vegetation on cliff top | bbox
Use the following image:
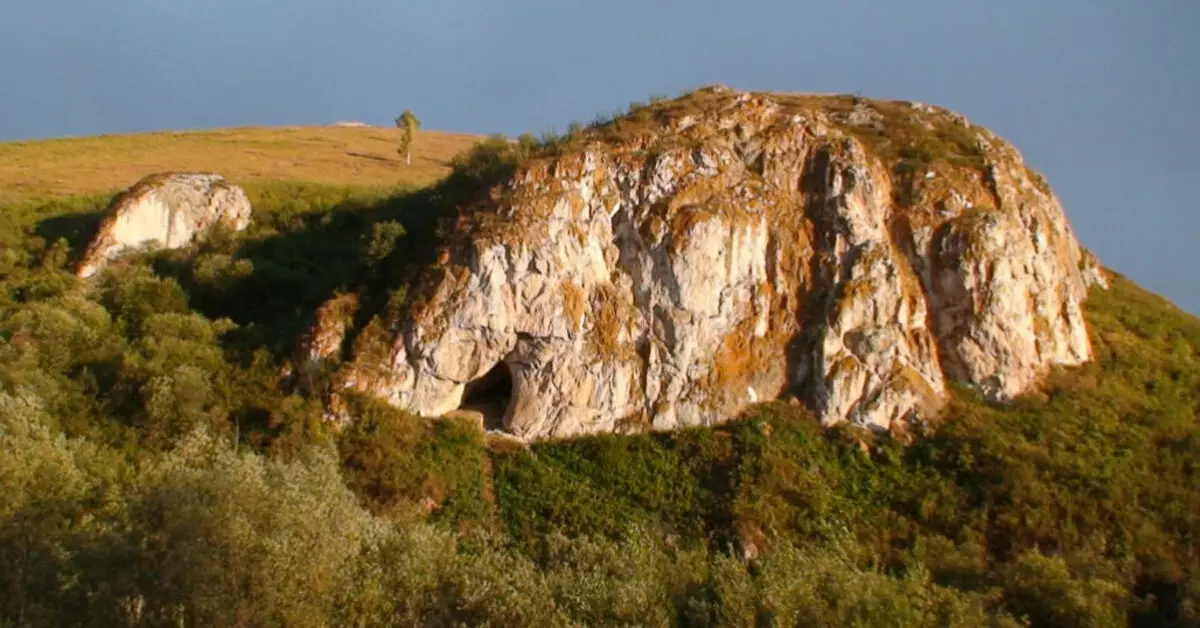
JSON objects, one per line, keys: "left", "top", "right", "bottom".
{"left": 0, "top": 91, "right": 1197, "bottom": 625}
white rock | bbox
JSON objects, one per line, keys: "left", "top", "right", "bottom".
{"left": 77, "top": 173, "right": 251, "bottom": 278}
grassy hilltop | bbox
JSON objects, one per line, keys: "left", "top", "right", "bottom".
{"left": 0, "top": 99, "right": 1198, "bottom": 626}
{"left": 0, "top": 125, "right": 478, "bottom": 204}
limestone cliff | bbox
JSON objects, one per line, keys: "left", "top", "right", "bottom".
{"left": 77, "top": 173, "right": 252, "bottom": 278}
{"left": 322, "top": 87, "right": 1106, "bottom": 440}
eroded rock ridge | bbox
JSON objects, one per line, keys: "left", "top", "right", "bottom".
{"left": 320, "top": 87, "right": 1105, "bottom": 440}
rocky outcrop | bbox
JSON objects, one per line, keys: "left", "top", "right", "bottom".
{"left": 321, "top": 87, "right": 1101, "bottom": 440}
{"left": 296, "top": 293, "right": 360, "bottom": 366}
{"left": 77, "top": 173, "right": 251, "bottom": 278}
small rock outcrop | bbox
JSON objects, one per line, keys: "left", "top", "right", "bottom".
{"left": 77, "top": 173, "right": 252, "bottom": 278}
{"left": 296, "top": 293, "right": 360, "bottom": 366}
{"left": 318, "top": 87, "right": 1105, "bottom": 440}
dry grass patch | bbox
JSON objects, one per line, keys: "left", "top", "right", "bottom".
{"left": 588, "top": 284, "right": 636, "bottom": 360}
{"left": 0, "top": 125, "right": 480, "bottom": 203}
{"left": 560, "top": 279, "right": 587, "bottom": 333}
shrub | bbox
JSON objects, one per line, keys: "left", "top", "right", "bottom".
{"left": 92, "top": 431, "right": 387, "bottom": 626}
{"left": 338, "top": 395, "right": 492, "bottom": 525}
{"left": 363, "top": 220, "right": 407, "bottom": 264}
{"left": 998, "top": 551, "right": 1129, "bottom": 627}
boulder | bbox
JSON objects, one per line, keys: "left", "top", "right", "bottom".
{"left": 76, "top": 173, "right": 251, "bottom": 278}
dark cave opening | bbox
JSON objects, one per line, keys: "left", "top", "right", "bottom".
{"left": 460, "top": 361, "right": 513, "bottom": 431}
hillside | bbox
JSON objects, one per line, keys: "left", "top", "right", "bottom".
{"left": 0, "top": 91, "right": 1197, "bottom": 625}
{"left": 0, "top": 125, "right": 479, "bottom": 204}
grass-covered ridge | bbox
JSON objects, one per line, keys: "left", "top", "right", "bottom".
{"left": 0, "top": 125, "right": 479, "bottom": 204}
{"left": 0, "top": 93, "right": 1197, "bottom": 624}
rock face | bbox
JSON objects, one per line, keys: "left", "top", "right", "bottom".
{"left": 323, "top": 87, "right": 1105, "bottom": 440}
{"left": 77, "top": 173, "right": 252, "bottom": 278}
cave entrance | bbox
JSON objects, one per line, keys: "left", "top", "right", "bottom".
{"left": 460, "top": 361, "right": 513, "bottom": 431}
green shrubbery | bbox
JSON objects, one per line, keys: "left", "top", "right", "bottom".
{"left": 337, "top": 393, "right": 492, "bottom": 524}
{"left": 0, "top": 154, "right": 1197, "bottom": 625}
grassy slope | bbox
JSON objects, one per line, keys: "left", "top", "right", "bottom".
{"left": 0, "top": 125, "right": 478, "bottom": 204}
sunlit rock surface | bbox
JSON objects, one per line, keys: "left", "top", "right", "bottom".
{"left": 77, "top": 173, "right": 251, "bottom": 278}
{"left": 317, "top": 87, "right": 1104, "bottom": 440}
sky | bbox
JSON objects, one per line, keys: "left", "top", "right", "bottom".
{"left": 2, "top": 1, "right": 1197, "bottom": 313}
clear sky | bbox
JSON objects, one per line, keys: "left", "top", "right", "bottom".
{"left": 2, "top": 1, "right": 1197, "bottom": 313}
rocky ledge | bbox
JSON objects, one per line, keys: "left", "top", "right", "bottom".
{"left": 314, "top": 86, "right": 1107, "bottom": 440}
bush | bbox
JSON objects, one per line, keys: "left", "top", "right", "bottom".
{"left": 87, "top": 431, "right": 387, "bottom": 626}
{"left": 338, "top": 395, "right": 492, "bottom": 525}
{"left": 363, "top": 220, "right": 407, "bottom": 264}
{"left": 998, "top": 551, "right": 1129, "bottom": 627}
{"left": 0, "top": 390, "right": 102, "bottom": 625}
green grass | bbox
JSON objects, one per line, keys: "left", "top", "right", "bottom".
{"left": 338, "top": 393, "right": 494, "bottom": 526}
{"left": 493, "top": 428, "right": 737, "bottom": 547}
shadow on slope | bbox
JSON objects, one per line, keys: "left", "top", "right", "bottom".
{"left": 148, "top": 182, "right": 453, "bottom": 358}
{"left": 9, "top": 136, "right": 524, "bottom": 372}
{"left": 34, "top": 206, "right": 109, "bottom": 260}
{"left": 161, "top": 139, "right": 525, "bottom": 360}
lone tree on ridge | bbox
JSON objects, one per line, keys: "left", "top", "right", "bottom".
{"left": 395, "top": 110, "right": 421, "bottom": 166}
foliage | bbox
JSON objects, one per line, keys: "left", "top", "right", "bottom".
{"left": 493, "top": 428, "right": 738, "bottom": 547}
{"left": 1, "top": 94, "right": 1198, "bottom": 625}
{"left": 102, "top": 432, "right": 385, "bottom": 626}
{"left": 337, "top": 393, "right": 492, "bottom": 525}
{"left": 395, "top": 109, "right": 421, "bottom": 165}
{"left": 364, "top": 220, "right": 407, "bottom": 264}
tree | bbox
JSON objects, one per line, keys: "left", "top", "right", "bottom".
{"left": 395, "top": 110, "right": 421, "bottom": 166}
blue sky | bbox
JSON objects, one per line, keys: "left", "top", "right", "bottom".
{"left": 2, "top": 1, "right": 1197, "bottom": 312}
